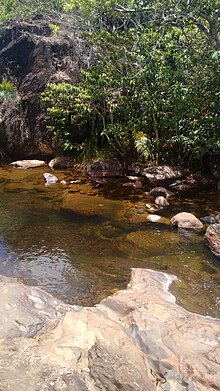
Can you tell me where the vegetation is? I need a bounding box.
[1,1,220,164]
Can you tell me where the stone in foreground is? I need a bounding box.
[204,223,220,258]
[43,172,59,186]
[10,160,46,169]
[0,269,219,390]
[171,212,203,230]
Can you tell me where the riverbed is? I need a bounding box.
[0,165,219,317]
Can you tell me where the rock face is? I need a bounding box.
[0,269,219,391]
[171,212,204,230]
[204,223,220,258]
[0,18,88,158]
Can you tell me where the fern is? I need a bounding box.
[133,131,151,160]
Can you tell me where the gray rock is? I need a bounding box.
[142,165,186,186]
[204,223,220,258]
[155,195,170,208]
[49,156,78,170]
[43,172,59,186]
[149,186,172,198]
[201,214,220,224]
[10,160,46,169]
[171,212,203,230]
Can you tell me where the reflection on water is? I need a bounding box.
[0,166,219,317]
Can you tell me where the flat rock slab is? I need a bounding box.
[10,160,46,169]
[0,270,219,390]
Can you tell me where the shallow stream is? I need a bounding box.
[0,166,219,317]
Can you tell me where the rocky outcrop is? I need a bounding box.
[0,18,89,158]
[204,223,220,258]
[0,269,219,390]
[171,212,204,231]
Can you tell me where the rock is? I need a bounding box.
[48,156,79,170]
[142,165,186,186]
[0,18,88,157]
[201,214,220,224]
[147,214,161,222]
[204,223,220,258]
[43,172,58,186]
[171,212,204,230]
[10,159,46,169]
[155,195,170,208]
[209,153,220,180]
[86,158,125,178]
[62,192,124,219]
[149,186,172,198]
[0,269,219,390]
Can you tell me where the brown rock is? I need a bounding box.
[204,223,220,258]
[171,212,203,230]
[86,158,125,178]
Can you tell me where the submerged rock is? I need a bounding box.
[10,159,46,169]
[0,269,219,390]
[147,214,161,222]
[149,186,172,199]
[171,212,204,231]
[204,223,220,258]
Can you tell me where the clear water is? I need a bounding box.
[0,165,219,317]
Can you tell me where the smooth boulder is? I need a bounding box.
[86,158,125,178]
[155,195,170,208]
[171,212,203,230]
[10,160,46,169]
[142,165,186,186]
[204,223,220,258]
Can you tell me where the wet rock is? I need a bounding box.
[155,195,170,208]
[171,212,203,230]
[86,158,125,178]
[142,165,186,186]
[201,214,220,224]
[149,186,172,199]
[147,214,161,222]
[48,156,79,170]
[204,223,220,258]
[62,192,123,219]
[10,159,46,169]
[43,172,58,186]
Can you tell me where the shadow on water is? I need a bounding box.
[0,166,219,317]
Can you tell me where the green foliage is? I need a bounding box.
[12,0,218,163]
[0,79,17,103]
[49,23,61,35]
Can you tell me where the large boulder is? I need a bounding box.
[204,223,220,258]
[0,18,88,158]
[0,269,219,390]
[142,165,186,186]
[171,212,204,230]
[48,156,81,170]
[86,158,125,178]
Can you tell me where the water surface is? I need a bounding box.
[0,166,219,317]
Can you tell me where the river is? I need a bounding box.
[0,165,219,317]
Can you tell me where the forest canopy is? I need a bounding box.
[1,0,220,163]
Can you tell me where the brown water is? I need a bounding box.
[0,165,219,317]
